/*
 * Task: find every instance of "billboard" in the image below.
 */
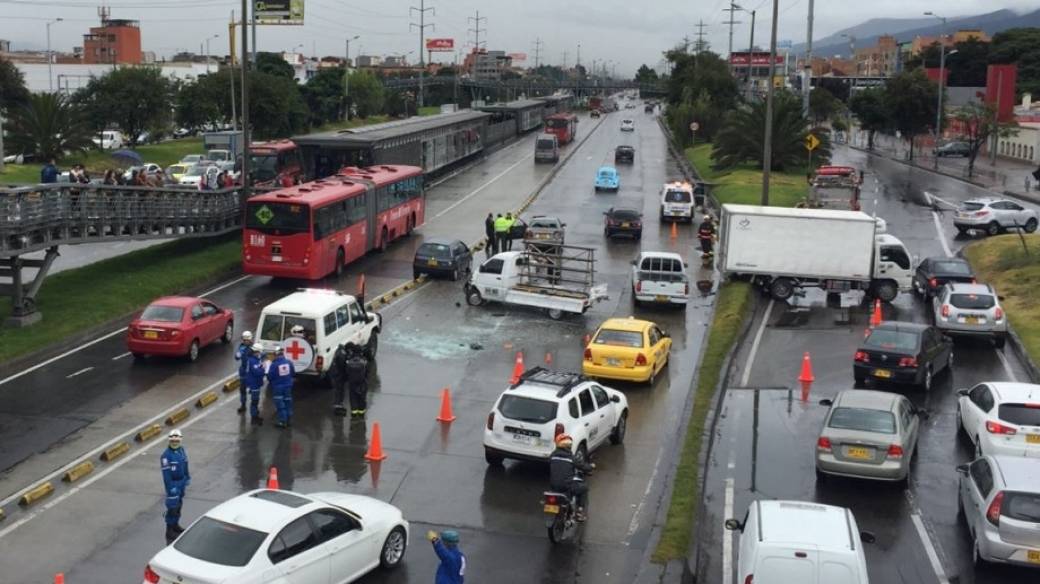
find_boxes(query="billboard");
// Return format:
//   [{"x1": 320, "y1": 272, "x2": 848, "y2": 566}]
[
  {"x1": 255, "y1": 0, "x2": 305, "y2": 25},
  {"x1": 728, "y1": 52, "x2": 785, "y2": 66},
  {"x1": 507, "y1": 52, "x2": 527, "y2": 62},
  {"x1": 425, "y1": 38, "x2": 454, "y2": 52}
]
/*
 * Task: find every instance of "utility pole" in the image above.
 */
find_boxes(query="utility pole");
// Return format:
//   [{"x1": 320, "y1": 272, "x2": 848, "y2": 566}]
[
  {"x1": 532, "y1": 37, "x2": 543, "y2": 69},
  {"x1": 411, "y1": 1, "x2": 435, "y2": 108},
  {"x1": 694, "y1": 20, "x2": 709, "y2": 53},
  {"x1": 723, "y1": 2, "x2": 742, "y2": 62},
  {"x1": 229, "y1": 10, "x2": 236, "y2": 131},
  {"x1": 576, "y1": 42, "x2": 581, "y2": 68},
  {"x1": 925, "y1": 11, "x2": 948, "y2": 169},
  {"x1": 240, "y1": 0, "x2": 251, "y2": 196},
  {"x1": 762, "y1": 0, "x2": 779, "y2": 206},
  {"x1": 251, "y1": 2, "x2": 257, "y2": 65},
  {"x1": 46, "y1": 18, "x2": 63, "y2": 92},
  {"x1": 344, "y1": 35, "x2": 359, "y2": 121},
  {"x1": 745, "y1": 9, "x2": 756, "y2": 100},
  {"x1": 562, "y1": 50, "x2": 568, "y2": 70},
  {"x1": 468, "y1": 10, "x2": 486, "y2": 51},
  {"x1": 802, "y1": 0, "x2": 815, "y2": 117}
]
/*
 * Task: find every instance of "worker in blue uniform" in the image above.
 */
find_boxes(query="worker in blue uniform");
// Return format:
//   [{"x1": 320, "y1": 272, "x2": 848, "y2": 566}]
[
  {"x1": 245, "y1": 342, "x2": 267, "y2": 425},
  {"x1": 266, "y1": 345, "x2": 296, "y2": 428},
  {"x1": 428, "y1": 529, "x2": 465, "y2": 584},
  {"x1": 233, "y1": 330, "x2": 253, "y2": 414},
  {"x1": 161, "y1": 429, "x2": 190, "y2": 544}
]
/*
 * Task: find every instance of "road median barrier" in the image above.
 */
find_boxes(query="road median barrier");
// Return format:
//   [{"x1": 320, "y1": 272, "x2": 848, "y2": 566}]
[
  {"x1": 100, "y1": 441, "x2": 131, "y2": 462},
  {"x1": 0, "y1": 508, "x2": 5, "y2": 521},
  {"x1": 195, "y1": 391, "x2": 219, "y2": 409},
  {"x1": 18, "y1": 481, "x2": 55, "y2": 507},
  {"x1": 135, "y1": 423, "x2": 163, "y2": 442},
  {"x1": 223, "y1": 378, "x2": 240, "y2": 393},
  {"x1": 165, "y1": 407, "x2": 190, "y2": 426},
  {"x1": 61, "y1": 460, "x2": 95, "y2": 483}
]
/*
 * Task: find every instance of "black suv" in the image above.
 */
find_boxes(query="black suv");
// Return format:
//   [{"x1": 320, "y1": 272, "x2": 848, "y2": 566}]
[{"x1": 615, "y1": 145, "x2": 635, "y2": 164}]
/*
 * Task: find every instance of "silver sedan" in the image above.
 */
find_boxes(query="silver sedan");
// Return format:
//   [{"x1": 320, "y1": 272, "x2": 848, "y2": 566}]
[{"x1": 815, "y1": 390, "x2": 925, "y2": 483}]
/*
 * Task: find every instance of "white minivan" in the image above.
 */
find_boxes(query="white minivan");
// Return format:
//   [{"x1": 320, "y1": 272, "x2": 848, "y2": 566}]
[
  {"x1": 255, "y1": 289, "x2": 381, "y2": 377},
  {"x1": 659, "y1": 181, "x2": 697, "y2": 222},
  {"x1": 726, "y1": 500, "x2": 874, "y2": 584}
]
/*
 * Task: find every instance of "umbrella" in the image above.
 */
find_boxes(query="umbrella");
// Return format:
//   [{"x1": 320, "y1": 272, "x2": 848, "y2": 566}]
[{"x1": 111, "y1": 149, "x2": 142, "y2": 165}]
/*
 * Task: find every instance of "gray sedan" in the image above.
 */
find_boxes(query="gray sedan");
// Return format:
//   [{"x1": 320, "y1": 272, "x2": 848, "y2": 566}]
[{"x1": 815, "y1": 390, "x2": 924, "y2": 483}]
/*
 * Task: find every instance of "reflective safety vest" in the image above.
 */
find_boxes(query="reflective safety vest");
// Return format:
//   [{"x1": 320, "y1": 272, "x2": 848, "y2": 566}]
[{"x1": 494, "y1": 216, "x2": 510, "y2": 233}]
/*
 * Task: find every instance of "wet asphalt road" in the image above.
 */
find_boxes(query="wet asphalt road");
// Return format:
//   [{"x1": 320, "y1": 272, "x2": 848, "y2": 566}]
[
  {"x1": 0, "y1": 103, "x2": 718, "y2": 583},
  {"x1": 697, "y1": 146, "x2": 1040, "y2": 584}
]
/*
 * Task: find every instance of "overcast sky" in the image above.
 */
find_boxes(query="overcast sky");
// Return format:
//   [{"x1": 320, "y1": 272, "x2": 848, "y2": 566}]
[{"x1": 1, "y1": 0, "x2": 1036, "y2": 75}]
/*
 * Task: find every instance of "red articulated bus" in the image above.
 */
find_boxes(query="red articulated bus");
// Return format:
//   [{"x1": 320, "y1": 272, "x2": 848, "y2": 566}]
[
  {"x1": 243, "y1": 165, "x2": 424, "y2": 280},
  {"x1": 250, "y1": 140, "x2": 303, "y2": 186},
  {"x1": 544, "y1": 113, "x2": 578, "y2": 144}
]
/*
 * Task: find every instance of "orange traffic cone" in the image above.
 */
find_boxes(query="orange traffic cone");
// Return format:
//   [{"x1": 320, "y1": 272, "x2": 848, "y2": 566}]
[
  {"x1": 266, "y1": 467, "x2": 280, "y2": 490},
  {"x1": 436, "y1": 388, "x2": 457, "y2": 422},
  {"x1": 509, "y1": 351, "x2": 525, "y2": 384},
  {"x1": 364, "y1": 422, "x2": 388, "y2": 461},
  {"x1": 800, "y1": 380, "x2": 812, "y2": 403},
  {"x1": 797, "y1": 352, "x2": 815, "y2": 383},
  {"x1": 54, "y1": 575, "x2": 64, "y2": 584},
  {"x1": 869, "y1": 298, "x2": 883, "y2": 328},
  {"x1": 670, "y1": 221, "x2": 678, "y2": 240},
  {"x1": 545, "y1": 352, "x2": 553, "y2": 365}
]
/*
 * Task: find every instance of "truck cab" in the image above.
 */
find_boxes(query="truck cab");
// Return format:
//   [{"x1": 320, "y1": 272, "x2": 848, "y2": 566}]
[{"x1": 873, "y1": 233, "x2": 914, "y2": 296}]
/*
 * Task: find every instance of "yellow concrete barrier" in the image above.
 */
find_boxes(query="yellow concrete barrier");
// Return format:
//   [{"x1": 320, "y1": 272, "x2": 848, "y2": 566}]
[
  {"x1": 196, "y1": 391, "x2": 219, "y2": 409},
  {"x1": 135, "y1": 423, "x2": 163, "y2": 443},
  {"x1": 223, "y1": 378, "x2": 240, "y2": 393},
  {"x1": 62, "y1": 460, "x2": 95, "y2": 483},
  {"x1": 165, "y1": 407, "x2": 190, "y2": 426},
  {"x1": 18, "y1": 481, "x2": 55, "y2": 507},
  {"x1": 0, "y1": 507, "x2": 5, "y2": 521},
  {"x1": 100, "y1": 441, "x2": 131, "y2": 462}
]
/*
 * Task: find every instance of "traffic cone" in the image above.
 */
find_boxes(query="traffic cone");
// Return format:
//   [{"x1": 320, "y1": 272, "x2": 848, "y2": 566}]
[
  {"x1": 436, "y1": 388, "x2": 457, "y2": 422},
  {"x1": 266, "y1": 467, "x2": 280, "y2": 490},
  {"x1": 869, "y1": 298, "x2": 883, "y2": 328},
  {"x1": 800, "y1": 380, "x2": 812, "y2": 403},
  {"x1": 509, "y1": 351, "x2": 525, "y2": 384},
  {"x1": 545, "y1": 352, "x2": 553, "y2": 365},
  {"x1": 364, "y1": 422, "x2": 388, "y2": 461},
  {"x1": 670, "y1": 221, "x2": 678, "y2": 240},
  {"x1": 54, "y1": 575, "x2": 64, "y2": 584},
  {"x1": 797, "y1": 352, "x2": 815, "y2": 383}
]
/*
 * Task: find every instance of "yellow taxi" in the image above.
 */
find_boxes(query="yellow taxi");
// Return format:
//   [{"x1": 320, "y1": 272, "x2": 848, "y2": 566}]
[
  {"x1": 582, "y1": 317, "x2": 671, "y2": 384},
  {"x1": 165, "y1": 164, "x2": 191, "y2": 183}
]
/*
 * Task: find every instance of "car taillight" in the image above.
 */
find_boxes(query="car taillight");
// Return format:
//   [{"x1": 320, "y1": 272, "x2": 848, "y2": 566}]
[
  {"x1": 635, "y1": 353, "x2": 648, "y2": 366},
  {"x1": 635, "y1": 281, "x2": 642, "y2": 292},
  {"x1": 816, "y1": 436, "x2": 832, "y2": 452},
  {"x1": 143, "y1": 565, "x2": 161, "y2": 584},
  {"x1": 315, "y1": 355, "x2": 324, "y2": 372},
  {"x1": 898, "y1": 357, "x2": 918, "y2": 368},
  {"x1": 995, "y1": 307, "x2": 1004, "y2": 321},
  {"x1": 986, "y1": 491, "x2": 1004, "y2": 526},
  {"x1": 976, "y1": 210, "x2": 990, "y2": 217},
  {"x1": 633, "y1": 221, "x2": 642, "y2": 227},
  {"x1": 887, "y1": 444, "x2": 904, "y2": 459},
  {"x1": 941, "y1": 304, "x2": 950, "y2": 318},
  {"x1": 486, "y1": 412, "x2": 495, "y2": 430},
  {"x1": 584, "y1": 348, "x2": 592, "y2": 361},
  {"x1": 745, "y1": 575, "x2": 754, "y2": 584},
  {"x1": 854, "y1": 351, "x2": 869, "y2": 363},
  {"x1": 928, "y1": 277, "x2": 937, "y2": 288},
  {"x1": 545, "y1": 494, "x2": 558, "y2": 505},
  {"x1": 986, "y1": 420, "x2": 1017, "y2": 435},
  {"x1": 554, "y1": 423, "x2": 565, "y2": 438}
]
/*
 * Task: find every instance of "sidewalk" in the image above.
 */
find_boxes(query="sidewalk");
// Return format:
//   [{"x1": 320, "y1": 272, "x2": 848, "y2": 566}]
[{"x1": 847, "y1": 130, "x2": 1040, "y2": 204}]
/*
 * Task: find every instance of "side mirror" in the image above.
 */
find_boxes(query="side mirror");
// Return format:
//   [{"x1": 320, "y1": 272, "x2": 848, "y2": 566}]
[
  {"x1": 610, "y1": 395, "x2": 621, "y2": 403},
  {"x1": 859, "y1": 531, "x2": 876, "y2": 544},
  {"x1": 998, "y1": 295, "x2": 1006, "y2": 301},
  {"x1": 956, "y1": 463, "x2": 970, "y2": 475},
  {"x1": 915, "y1": 408, "x2": 931, "y2": 420},
  {"x1": 957, "y1": 388, "x2": 969, "y2": 397},
  {"x1": 366, "y1": 314, "x2": 375, "y2": 324},
  {"x1": 661, "y1": 331, "x2": 670, "y2": 338},
  {"x1": 818, "y1": 398, "x2": 833, "y2": 407},
  {"x1": 630, "y1": 259, "x2": 636, "y2": 265},
  {"x1": 724, "y1": 518, "x2": 743, "y2": 531}
]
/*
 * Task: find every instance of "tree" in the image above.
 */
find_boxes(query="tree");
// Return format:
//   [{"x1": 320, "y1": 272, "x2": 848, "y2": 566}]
[
  {"x1": 6, "y1": 92, "x2": 95, "y2": 160},
  {"x1": 664, "y1": 50, "x2": 740, "y2": 144},
  {"x1": 634, "y1": 64, "x2": 658, "y2": 84},
  {"x1": 347, "y1": 70, "x2": 385, "y2": 119},
  {"x1": 0, "y1": 57, "x2": 30, "y2": 114},
  {"x1": 249, "y1": 71, "x2": 309, "y2": 139},
  {"x1": 951, "y1": 102, "x2": 1019, "y2": 177},
  {"x1": 809, "y1": 87, "x2": 840, "y2": 125},
  {"x1": 256, "y1": 52, "x2": 296, "y2": 79},
  {"x1": 882, "y1": 69, "x2": 937, "y2": 160},
  {"x1": 175, "y1": 69, "x2": 233, "y2": 131},
  {"x1": 989, "y1": 28, "x2": 1040, "y2": 98},
  {"x1": 75, "y1": 67, "x2": 174, "y2": 146},
  {"x1": 849, "y1": 88, "x2": 888, "y2": 150},
  {"x1": 303, "y1": 68, "x2": 346, "y2": 125},
  {"x1": 712, "y1": 90, "x2": 831, "y2": 171},
  {"x1": 905, "y1": 39, "x2": 990, "y2": 87}
]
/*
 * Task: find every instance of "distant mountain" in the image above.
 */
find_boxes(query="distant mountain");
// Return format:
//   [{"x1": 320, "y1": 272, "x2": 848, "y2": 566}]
[{"x1": 788, "y1": 9, "x2": 1039, "y2": 59}]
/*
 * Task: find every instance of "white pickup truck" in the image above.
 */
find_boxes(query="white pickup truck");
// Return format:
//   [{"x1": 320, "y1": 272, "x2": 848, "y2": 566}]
[
  {"x1": 464, "y1": 244, "x2": 608, "y2": 320},
  {"x1": 631, "y1": 251, "x2": 690, "y2": 308}
]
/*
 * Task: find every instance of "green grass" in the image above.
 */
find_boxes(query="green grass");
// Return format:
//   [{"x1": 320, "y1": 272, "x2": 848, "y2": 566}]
[
  {"x1": 1, "y1": 137, "x2": 204, "y2": 186},
  {"x1": 653, "y1": 281, "x2": 752, "y2": 562},
  {"x1": 688, "y1": 144, "x2": 808, "y2": 208},
  {"x1": 963, "y1": 234, "x2": 1040, "y2": 364},
  {"x1": 0, "y1": 234, "x2": 241, "y2": 364},
  {"x1": 417, "y1": 106, "x2": 441, "y2": 116}
]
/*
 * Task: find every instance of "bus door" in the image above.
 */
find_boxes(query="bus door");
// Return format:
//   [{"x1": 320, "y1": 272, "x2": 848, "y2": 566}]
[{"x1": 366, "y1": 185, "x2": 379, "y2": 251}]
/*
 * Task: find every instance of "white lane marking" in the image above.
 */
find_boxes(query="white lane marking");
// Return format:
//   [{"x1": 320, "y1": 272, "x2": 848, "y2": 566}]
[
  {"x1": 111, "y1": 352, "x2": 132, "y2": 361},
  {"x1": 722, "y1": 477, "x2": 735, "y2": 584},
  {"x1": 927, "y1": 192, "x2": 960, "y2": 210},
  {"x1": 910, "y1": 512, "x2": 951, "y2": 584},
  {"x1": 65, "y1": 367, "x2": 93, "y2": 379},
  {"x1": 740, "y1": 299, "x2": 774, "y2": 387},
  {"x1": 625, "y1": 450, "x2": 662, "y2": 540},
  {"x1": 0, "y1": 274, "x2": 252, "y2": 388},
  {"x1": 431, "y1": 153, "x2": 535, "y2": 219},
  {"x1": 930, "y1": 210, "x2": 954, "y2": 258},
  {"x1": 996, "y1": 349, "x2": 1019, "y2": 382}
]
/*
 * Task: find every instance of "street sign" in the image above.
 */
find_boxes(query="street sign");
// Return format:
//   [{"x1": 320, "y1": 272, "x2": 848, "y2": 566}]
[
  {"x1": 805, "y1": 133, "x2": 820, "y2": 152},
  {"x1": 778, "y1": 40, "x2": 793, "y2": 49},
  {"x1": 689, "y1": 122, "x2": 700, "y2": 132},
  {"x1": 254, "y1": 0, "x2": 305, "y2": 25}
]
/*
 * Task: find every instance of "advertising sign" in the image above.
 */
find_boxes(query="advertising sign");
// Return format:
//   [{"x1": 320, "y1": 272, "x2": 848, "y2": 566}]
[
  {"x1": 728, "y1": 52, "x2": 785, "y2": 66},
  {"x1": 425, "y1": 38, "x2": 455, "y2": 51},
  {"x1": 507, "y1": 52, "x2": 527, "y2": 62},
  {"x1": 255, "y1": 0, "x2": 305, "y2": 25}
]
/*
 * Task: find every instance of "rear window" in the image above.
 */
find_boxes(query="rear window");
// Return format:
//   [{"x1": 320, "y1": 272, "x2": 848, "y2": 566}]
[
  {"x1": 960, "y1": 202, "x2": 985, "y2": 211},
  {"x1": 664, "y1": 190, "x2": 692, "y2": 203},
  {"x1": 498, "y1": 395, "x2": 558, "y2": 424},
  {"x1": 950, "y1": 293, "x2": 995, "y2": 309},
  {"x1": 246, "y1": 202, "x2": 311, "y2": 234},
  {"x1": 599, "y1": 170, "x2": 615, "y2": 178},
  {"x1": 611, "y1": 209, "x2": 640, "y2": 220},
  {"x1": 536, "y1": 138, "x2": 556, "y2": 149},
  {"x1": 1003, "y1": 492, "x2": 1040, "y2": 523},
  {"x1": 418, "y1": 243, "x2": 452, "y2": 259},
  {"x1": 828, "y1": 407, "x2": 897, "y2": 434},
  {"x1": 259, "y1": 315, "x2": 317, "y2": 343},
  {"x1": 934, "y1": 261, "x2": 972, "y2": 275},
  {"x1": 141, "y1": 305, "x2": 184, "y2": 322},
  {"x1": 594, "y1": 329, "x2": 644, "y2": 348},
  {"x1": 174, "y1": 517, "x2": 267, "y2": 567},
  {"x1": 998, "y1": 404, "x2": 1040, "y2": 426},
  {"x1": 864, "y1": 329, "x2": 919, "y2": 352}
]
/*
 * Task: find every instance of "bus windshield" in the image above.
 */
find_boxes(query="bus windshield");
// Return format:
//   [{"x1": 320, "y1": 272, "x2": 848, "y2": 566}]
[
  {"x1": 250, "y1": 154, "x2": 279, "y2": 182},
  {"x1": 546, "y1": 118, "x2": 570, "y2": 129},
  {"x1": 246, "y1": 201, "x2": 310, "y2": 234}
]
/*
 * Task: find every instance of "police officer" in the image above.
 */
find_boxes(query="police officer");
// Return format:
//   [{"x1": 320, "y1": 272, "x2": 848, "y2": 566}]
[
  {"x1": 697, "y1": 214, "x2": 717, "y2": 256},
  {"x1": 503, "y1": 212, "x2": 516, "y2": 251},
  {"x1": 329, "y1": 343, "x2": 350, "y2": 416},
  {"x1": 266, "y1": 345, "x2": 296, "y2": 428},
  {"x1": 493, "y1": 213, "x2": 510, "y2": 254},
  {"x1": 549, "y1": 434, "x2": 594, "y2": 522},
  {"x1": 427, "y1": 529, "x2": 466, "y2": 584},
  {"x1": 160, "y1": 429, "x2": 190, "y2": 544},
  {"x1": 245, "y1": 343, "x2": 266, "y2": 425},
  {"x1": 344, "y1": 343, "x2": 371, "y2": 417},
  {"x1": 234, "y1": 331, "x2": 254, "y2": 414}
]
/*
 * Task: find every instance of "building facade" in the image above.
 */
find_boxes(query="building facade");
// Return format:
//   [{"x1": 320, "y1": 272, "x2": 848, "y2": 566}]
[
  {"x1": 82, "y1": 18, "x2": 141, "y2": 65},
  {"x1": 462, "y1": 50, "x2": 512, "y2": 80},
  {"x1": 854, "y1": 35, "x2": 898, "y2": 77}
]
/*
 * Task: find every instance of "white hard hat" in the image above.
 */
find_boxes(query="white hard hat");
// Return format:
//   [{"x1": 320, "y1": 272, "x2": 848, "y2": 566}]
[
  {"x1": 274, "y1": 345, "x2": 284, "y2": 354},
  {"x1": 251, "y1": 342, "x2": 263, "y2": 352},
  {"x1": 290, "y1": 325, "x2": 304, "y2": 335},
  {"x1": 242, "y1": 330, "x2": 253, "y2": 340},
  {"x1": 168, "y1": 429, "x2": 183, "y2": 439}
]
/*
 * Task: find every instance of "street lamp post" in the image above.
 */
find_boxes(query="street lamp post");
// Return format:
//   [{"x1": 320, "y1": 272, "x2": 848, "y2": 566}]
[
  {"x1": 761, "y1": 0, "x2": 780, "y2": 205},
  {"x1": 925, "y1": 11, "x2": 948, "y2": 169},
  {"x1": 743, "y1": 8, "x2": 756, "y2": 101},
  {"x1": 205, "y1": 34, "x2": 220, "y2": 74},
  {"x1": 46, "y1": 18, "x2": 63, "y2": 92},
  {"x1": 344, "y1": 35, "x2": 359, "y2": 121}
]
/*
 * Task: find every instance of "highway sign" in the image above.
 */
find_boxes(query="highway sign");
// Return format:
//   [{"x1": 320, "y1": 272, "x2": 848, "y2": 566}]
[
  {"x1": 805, "y1": 133, "x2": 820, "y2": 152},
  {"x1": 689, "y1": 122, "x2": 700, "y2": 132}
]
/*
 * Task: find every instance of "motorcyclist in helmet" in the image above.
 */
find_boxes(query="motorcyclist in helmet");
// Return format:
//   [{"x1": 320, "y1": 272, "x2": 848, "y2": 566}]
[{"x1": 549, "y1": 434, "x2": 594, "y2": 522}]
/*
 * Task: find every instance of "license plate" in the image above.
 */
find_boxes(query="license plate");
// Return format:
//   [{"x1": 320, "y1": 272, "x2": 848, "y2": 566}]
[
  {"x1": 271, "y1": 255, "x2": 282, "y2": 263},
  {"x1": 655, "y1": 295, "x2": 668, "y2": 302},
  {"x1": 143, "y1": 331, "x2": 158, "y2": 340},
  {"x1": 511, "y1": 433, "x2": 533, "y2": 444},
  {"x1": 427, "y1": 259, "x2": 438, "y2": 266},
  {"x1": 847, "y1": 446, "x2": 872, "y2": 460},
  {"x1": 544, "y1": 504, "x2": 560, "y2": 514},
  {"x1": 606, "y1": 357, "x2": 621, "y2": 366},
  {"x1": 874, "y1": 369, "x2": 892, "y2": 379},
  {"x1": 965, "y1": 316, "x2": 980, "y2": 324},
  {"x1": 621, "y1": 222, "x2": 630, "y2": 228},
  {"x1": 1027, "y1": 434, "x2": 1040, "y2": 444}
]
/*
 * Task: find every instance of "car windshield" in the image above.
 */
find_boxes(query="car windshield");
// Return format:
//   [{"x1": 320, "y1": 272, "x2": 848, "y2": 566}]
[
  {"x1": 665, "y1": 190, "x2": 692, "y2": 203},
  {"x1": 168, "y1": 165, "x2": 188, "y2": 174},
  {"x1": 173, "y1": 517, "x2": 267, "y2": 567},
  {"x1": 1003, "y1": 492, "x2": 1040, "y2": 523},
  {"x1": 865, "y1": 329, "x2": 919, "y2": 352},
  {"x1": 246, "y1": 202, "x2": 310, "y2": 234},
  {"x1": 950, "y1": 293, "x2": 995, "y2": 309},
  {"x1": 827, "y1": 407, "x2": 897, "y2": 434},
  {"x1": 498, "y1": 395, "x2": 558, "y2": 424},
  {"x1": 934, "y1": 261, "x2": 972, "y2": 275},
  {"x1": 140, "y1": 305, "x2": 184, "y2": 322},
  {"x1": 536, "y1": 138, "x2": 556, "y2": 149},
  {"x1": 960, "y1": 202, "x2": 985, "y2": 211},
  {"x1": 594, "y1": 329, "x2": 644, "y2": 348},
  {"x1": 418, "y1": 243, "x2": 452, "y2": 259},
  {"x1": 998, "y1": 404, "x2": 1040, "y2": 426},
  {"x1": 611, "y1": 209, "x2": 640, "y2": 220}
]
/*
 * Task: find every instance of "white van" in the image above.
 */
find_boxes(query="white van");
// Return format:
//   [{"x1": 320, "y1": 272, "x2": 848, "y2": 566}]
[
  {"x1": 659, "y1": 181, "x2": 696, "y2": 222},
  {"x1": 93, "y1": 130, "x2": 125, "y2": 150},
  {"x1": 726, "y1": 500, "x2": 874, "y2": 584},
  {"x1": 535, "y1": 134, "x2": 559, "y2": 163},
  {"x1": 255, "y1": 289, "x2": 381, "y2": 377}
]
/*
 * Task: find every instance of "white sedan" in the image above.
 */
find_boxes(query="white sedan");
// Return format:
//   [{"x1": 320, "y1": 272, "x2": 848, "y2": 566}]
[
  {"x1": 620, "y1": 119, "x2": 635, "y2": 132},
  {"x1": 143, "y1": 489, "x2": 409, "y2": 584}
]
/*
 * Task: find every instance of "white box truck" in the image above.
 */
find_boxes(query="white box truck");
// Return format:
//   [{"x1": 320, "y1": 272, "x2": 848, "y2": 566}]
[{"x1": 718, "y1": 204, "x2": 913, "y2": 302}]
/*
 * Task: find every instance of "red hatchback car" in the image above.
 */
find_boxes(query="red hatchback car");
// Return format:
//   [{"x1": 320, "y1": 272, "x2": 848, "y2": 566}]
[{"x1": 127, "y1": 296, "x2": 234, "y2": 361}]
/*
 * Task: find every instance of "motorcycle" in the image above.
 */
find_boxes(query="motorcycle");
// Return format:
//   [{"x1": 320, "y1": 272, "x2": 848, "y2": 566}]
[{"x1": 541, "y1": 468, "x2": 589, "y2": 544}]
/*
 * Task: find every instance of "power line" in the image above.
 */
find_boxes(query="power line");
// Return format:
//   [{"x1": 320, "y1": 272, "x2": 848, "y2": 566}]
[
  {"x1": 694, "y1": 20, "x2": 710, "y2": 53},
  {"x1": 532, "y1": 37, "x2": 543, "y2": 69},
  {"x1": 409, "y1": 0, "x2": 434, "y2": 108},
  {"x1": 467, "y1": 10, "x2": 486, "y2": 51},
  {"x1": 722, "y1": 1, "x2": 743, "y2": 58}
]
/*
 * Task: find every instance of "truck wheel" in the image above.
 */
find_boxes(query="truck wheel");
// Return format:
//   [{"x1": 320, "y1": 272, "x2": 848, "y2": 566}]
[
  {"x1": 547, "y1": 308, "x2": 564, "y2": 320},
  {"x1": 466, "y1": 287, "x2": 484, "y2": 306},
  {"x1": 769, "y1": 278, "x2": 794, "y2": 301},
  {"x1": 366, "y1": 333, "x2": 378, "y2": 357},
  {"x1": 875, "y1": 281, "x2": 898, "y2": 303}
]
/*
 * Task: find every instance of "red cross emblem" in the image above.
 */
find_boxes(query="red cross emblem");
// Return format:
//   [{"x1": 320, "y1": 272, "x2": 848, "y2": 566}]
[{"x1": 286, "y1": 340, "x2": 305, "y2": 360}]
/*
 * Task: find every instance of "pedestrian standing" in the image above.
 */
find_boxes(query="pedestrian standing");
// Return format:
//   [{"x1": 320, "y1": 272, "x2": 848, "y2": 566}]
[
  {"x1": 266, "y1": 345, "x2": 296, "y2": 428},
  {"x1": 697, "y1": 214, "x2": 716, "y2": 257},
  {"x1": 427, "y1": 530, "x2": 466, "y2": 584},
  {"x1": 484, "y1": 212, "x2": 497, "y2": 256},
  {"x1": 245, "y1": 343, "x2": 266, "y2": 425},
  {"x1": 493, "y1": 213, "x2": 509, "y2": 255},
  {"x1": 160, "y1": 429, "x2": 190, "y2": 544},
  {"x1": 234, "y1": 331, "x2": 253, "y2": 414},
  {"x1": 504, "y1": 212, "x2": 516, "y2": 251},
  {"x1": 344, "y1": 343, "x2": 371, "y2": 418},
  {"x1": 40, "y1": 159, "x2": 59, "y2": 183}
]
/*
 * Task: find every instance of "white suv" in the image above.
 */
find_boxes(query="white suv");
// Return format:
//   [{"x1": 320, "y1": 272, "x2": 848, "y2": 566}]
[
  {"x1": 483, "y1": 367, "x2": 629, "y2": 466},
  {"x1": 958, "y1": 382, "x2": 1040, "y2": 457},
  {"x1": 954, "y1": 198, "x2": 1038, "y2": 236}
]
